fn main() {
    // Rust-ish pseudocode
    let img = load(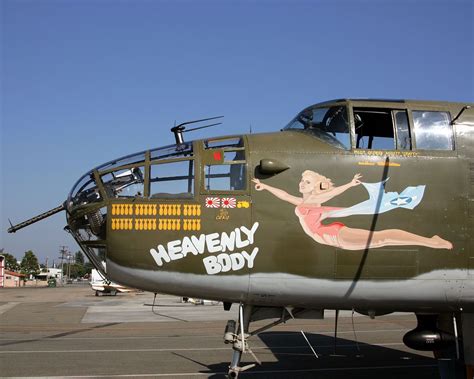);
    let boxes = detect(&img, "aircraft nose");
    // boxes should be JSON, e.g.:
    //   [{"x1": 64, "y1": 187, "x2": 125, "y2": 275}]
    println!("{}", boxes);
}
[{"x1": 67, "y1": 170, "x2": 108, "y2": 276}]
